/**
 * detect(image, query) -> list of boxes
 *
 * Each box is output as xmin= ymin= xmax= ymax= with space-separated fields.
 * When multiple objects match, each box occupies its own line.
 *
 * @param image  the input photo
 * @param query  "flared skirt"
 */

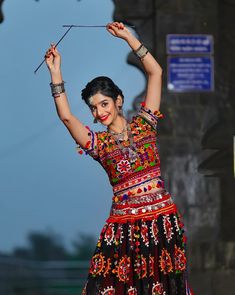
xmin=82 ymin=192 xmax=193 ymax=295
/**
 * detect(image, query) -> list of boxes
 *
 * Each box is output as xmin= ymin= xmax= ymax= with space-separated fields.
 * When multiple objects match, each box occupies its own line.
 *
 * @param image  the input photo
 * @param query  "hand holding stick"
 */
xmin=34 ymin=26 xmax=73 ymax=74
xmin=34 ymin=23 xmax=135 ymax=74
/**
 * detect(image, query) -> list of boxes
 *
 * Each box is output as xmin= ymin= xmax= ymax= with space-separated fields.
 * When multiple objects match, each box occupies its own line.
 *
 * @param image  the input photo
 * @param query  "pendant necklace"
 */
xmin=108 ymin=122 xmax=138 ymax=163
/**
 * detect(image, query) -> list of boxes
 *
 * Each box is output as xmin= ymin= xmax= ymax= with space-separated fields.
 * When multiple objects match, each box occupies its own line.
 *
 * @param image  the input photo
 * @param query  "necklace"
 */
xmin=108 ymin=122 xmax=138 ymax=163
xmin=108 ymin=124 xmax=127 ymax=141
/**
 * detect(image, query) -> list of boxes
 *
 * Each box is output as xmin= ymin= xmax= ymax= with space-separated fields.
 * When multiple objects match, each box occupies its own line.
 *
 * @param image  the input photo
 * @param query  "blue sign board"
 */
xmin=167 ymin=56 xmax=214 ymax=92
xmin=167 ymin=34 xmax=213 ymax=54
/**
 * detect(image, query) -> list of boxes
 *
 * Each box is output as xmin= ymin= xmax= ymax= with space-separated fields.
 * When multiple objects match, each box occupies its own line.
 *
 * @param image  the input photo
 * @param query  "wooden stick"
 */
xmin=63 ymin=24 xmax=135 ymax=28
xmin=34 ymin=26 xmax=73 ymax=74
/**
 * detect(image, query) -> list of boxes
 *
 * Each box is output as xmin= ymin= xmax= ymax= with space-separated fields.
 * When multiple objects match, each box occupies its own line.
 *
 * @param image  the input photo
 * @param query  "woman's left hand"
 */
xmin=106 ymin=22 xmax=131 ymax=41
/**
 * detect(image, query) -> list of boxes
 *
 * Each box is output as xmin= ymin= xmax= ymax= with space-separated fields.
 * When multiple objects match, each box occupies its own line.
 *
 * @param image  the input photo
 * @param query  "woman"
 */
xmin=45 ymin=22 xmax=193 ymax=295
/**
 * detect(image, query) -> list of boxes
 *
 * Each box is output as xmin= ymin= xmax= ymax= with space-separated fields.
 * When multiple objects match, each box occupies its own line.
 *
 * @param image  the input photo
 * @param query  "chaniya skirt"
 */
xmin=82 ymin=190 xmax=194 ymax=295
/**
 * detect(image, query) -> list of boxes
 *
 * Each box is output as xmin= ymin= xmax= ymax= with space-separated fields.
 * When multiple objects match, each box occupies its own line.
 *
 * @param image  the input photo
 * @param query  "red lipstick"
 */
xmin=99 ymin=114 xmax=109 ymax=121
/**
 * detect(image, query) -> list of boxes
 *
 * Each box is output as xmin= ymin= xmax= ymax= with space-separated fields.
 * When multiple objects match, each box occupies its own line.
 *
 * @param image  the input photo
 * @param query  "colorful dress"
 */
xmin=78 ymin=106 xmax=193 ymax=295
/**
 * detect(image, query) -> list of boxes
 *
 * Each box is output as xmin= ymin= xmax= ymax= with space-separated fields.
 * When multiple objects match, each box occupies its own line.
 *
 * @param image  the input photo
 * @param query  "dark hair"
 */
xmin=81 ymin=76 xmax=124 ymax=107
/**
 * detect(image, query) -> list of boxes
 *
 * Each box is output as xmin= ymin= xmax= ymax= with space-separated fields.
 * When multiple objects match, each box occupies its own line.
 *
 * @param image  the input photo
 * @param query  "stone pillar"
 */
xmin=0 ymin=0 xmax=4 ymax=23
xmin=113 ymin=0 xmax=235 ymax=294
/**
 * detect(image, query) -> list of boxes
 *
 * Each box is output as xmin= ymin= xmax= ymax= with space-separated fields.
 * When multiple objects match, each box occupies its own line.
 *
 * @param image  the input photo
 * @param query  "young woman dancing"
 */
xmin=45 ymin=21 xmax=193 ymax=295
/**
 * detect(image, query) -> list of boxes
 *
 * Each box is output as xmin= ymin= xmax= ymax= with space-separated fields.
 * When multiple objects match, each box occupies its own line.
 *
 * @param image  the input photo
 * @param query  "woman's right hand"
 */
xmin=45 ymin=44 xmax=61 ymax=75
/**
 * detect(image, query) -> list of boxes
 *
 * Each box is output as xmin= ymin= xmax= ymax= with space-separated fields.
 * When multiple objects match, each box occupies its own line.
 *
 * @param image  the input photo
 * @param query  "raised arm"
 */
xmin=45 ymin=45 xmax=95 ymax=149
xmin=107 ymin=22 xmax=162 ymax=112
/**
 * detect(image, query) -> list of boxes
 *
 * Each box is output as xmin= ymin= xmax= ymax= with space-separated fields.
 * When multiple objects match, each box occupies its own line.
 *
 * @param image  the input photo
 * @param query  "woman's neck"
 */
xmin=107 ymin=115 xmax=127 ymax=134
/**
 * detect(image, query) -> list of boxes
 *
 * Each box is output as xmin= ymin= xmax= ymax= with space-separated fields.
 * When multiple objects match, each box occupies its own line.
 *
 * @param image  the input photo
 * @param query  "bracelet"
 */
xmin=133 ymin=43 xmax=149 ymax=60
xmin=50 ymin=81 xmax=65 ymax=98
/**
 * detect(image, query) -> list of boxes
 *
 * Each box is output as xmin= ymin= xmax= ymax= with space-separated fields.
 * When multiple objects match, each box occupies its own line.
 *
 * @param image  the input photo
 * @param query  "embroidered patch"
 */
xmin=134 ymin=254 xmax=147 ymax=279
xmin=173 ymin=215 xmax=180 ymax=232
xmin=104 ymin=223 xmax=115 ymax=245
xmin=174 ymin=245 xmax=187 ymax=272
xmin=103 ymin=258 xmax=112 ymax=277
xmin=113 ymin=255 xmax=131 ymax=282
xmin=100 ymin=286 xmax=115 ymax=295
xmin=141 ymin=222 xmax=149 ymax=247
xmin=127 ymin=286 xmax=138 ymax=295
xmin=117 ymin=159 xmax=131 ymax=174
xmin=149 ymin=255 xmax=155 ymax=277
xmin=163 ymin=215 xmax=174 ymax=243
xmin=159 ymin=248 xmax=173 ymax=274
xmin=152 ymin=281 xmax=166 ymax=295
xmin=114 ymin=224 xmax=124 ymax=245
xmin=89 ymin=253 xmax=106 ymax=276
xmin=128 ymin=223 xmax=135 ymax=249
xmin=150 ymin=220 xmax=159 ymax=245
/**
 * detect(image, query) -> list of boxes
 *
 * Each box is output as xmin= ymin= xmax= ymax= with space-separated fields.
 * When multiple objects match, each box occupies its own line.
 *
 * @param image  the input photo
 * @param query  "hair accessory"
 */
xmin=133 ymin=43 xmax=149 ymax=60
xmin=50 ymin=81 xmax=65 ymax=98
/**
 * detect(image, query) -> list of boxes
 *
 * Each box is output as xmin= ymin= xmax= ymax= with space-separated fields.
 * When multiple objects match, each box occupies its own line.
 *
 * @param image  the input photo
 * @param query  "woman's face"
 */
xmin=89 ymin=93 xmax=122 ymax=126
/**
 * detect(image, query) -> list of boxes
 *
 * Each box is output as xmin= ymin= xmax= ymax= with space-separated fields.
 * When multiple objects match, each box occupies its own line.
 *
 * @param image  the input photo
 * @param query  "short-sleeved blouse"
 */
xmin=78 ymin=106 xmax=163 ymax=190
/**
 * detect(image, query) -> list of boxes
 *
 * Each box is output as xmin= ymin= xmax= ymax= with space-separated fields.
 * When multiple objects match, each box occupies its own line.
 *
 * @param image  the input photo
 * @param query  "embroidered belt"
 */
xmin=112 ymin=166 xmax=161 ymax=194
xmin=112 ymin=168 xmax=164 ymax=203
xmin=107 ymin=190 xmax=177 ymax=223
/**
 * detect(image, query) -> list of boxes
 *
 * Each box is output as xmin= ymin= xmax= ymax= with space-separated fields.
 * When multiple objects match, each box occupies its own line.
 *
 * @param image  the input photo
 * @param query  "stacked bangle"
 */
xmin=50 ymin=81 xmax=65 ymax=98
xmin=133 ymin=43 xmax=149 ymax=60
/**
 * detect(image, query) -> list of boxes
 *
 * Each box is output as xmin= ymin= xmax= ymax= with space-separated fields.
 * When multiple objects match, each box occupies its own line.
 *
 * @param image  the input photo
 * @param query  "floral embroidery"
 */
xmin=173 ymin=215 xmax=180 ymax=232
xmin=100 ymin=286 xmax=115 ymax=295
xmin=77 ymin=107 xmax=163 ymax=187
xmin=163 ymin=215 xmax=174 ymax=243
xmin=159 ymin=249 xmax=173 ymax=274
xmin=117 ymin=159 xmax=131 ymax=174
xmin=134 ymin=254 xmax=147 ymax=279
xmin=141 ymin=222 xmax=149 ymax=247
xmin=128 ymin=224 xmax=135 ymax=249
xmin=150 ymin=220 xmax=159 ymax=245
xmin=114 ymin=224 xmax=124 ymax=245
xmin=77 ymin=105 xmax=191 ymax=293
xmin=149 ymin=255 xmax=154 ymax=277
xmin=103 ymin=258 xmax=112 ymax=277
xmin=89 ymin=253 xmax=106 ymax=276
xmin=127 ymin=286 xmax=138 ymax=295
xmin=174 ymin=245 xmax=187 ymax=272
xmin=152 ymin=281 xmax=166 ymax=295
xmin=104 ymin=223 xmax=115 ymax=245
xmin=113 ymin=255 xmax=131 ymax=282
xmin=138 ymin=106 xmax=163 ymax=130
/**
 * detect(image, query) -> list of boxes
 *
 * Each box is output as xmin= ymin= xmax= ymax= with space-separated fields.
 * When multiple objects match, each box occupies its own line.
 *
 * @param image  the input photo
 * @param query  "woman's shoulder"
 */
xmin=131 ymin=106 xmax=163 ymax=130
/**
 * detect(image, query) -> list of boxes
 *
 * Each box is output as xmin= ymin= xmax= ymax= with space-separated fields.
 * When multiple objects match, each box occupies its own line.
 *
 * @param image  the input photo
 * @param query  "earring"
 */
xmin=93 ymin=117 xmax=98 ymax=124
xmin=118 ymin=106 xmax=124 ymax=116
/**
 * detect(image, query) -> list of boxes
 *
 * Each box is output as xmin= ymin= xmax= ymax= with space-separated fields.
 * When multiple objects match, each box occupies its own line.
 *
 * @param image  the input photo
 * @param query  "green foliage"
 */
xmin=12 ymin=230 xmax=96 ymax=261
xmin=71 ymin=233 xmax=96 ymax=260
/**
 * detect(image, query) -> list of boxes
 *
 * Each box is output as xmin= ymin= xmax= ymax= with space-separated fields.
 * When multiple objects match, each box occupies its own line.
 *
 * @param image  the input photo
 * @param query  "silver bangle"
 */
xmin=50 ymin=81 xmax=65 ymax=98
xmin=133 ymin=43 xmax=149 ymax=60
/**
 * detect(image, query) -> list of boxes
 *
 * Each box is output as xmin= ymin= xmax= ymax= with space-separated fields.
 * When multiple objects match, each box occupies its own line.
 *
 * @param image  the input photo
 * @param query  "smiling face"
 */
xmin=89 ymin=92 xmax=123 ymax=126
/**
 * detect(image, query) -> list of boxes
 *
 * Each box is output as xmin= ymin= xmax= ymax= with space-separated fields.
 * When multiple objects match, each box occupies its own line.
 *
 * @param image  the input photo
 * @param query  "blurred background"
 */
xmin=0 ymin=0 xmax=234 ymax=294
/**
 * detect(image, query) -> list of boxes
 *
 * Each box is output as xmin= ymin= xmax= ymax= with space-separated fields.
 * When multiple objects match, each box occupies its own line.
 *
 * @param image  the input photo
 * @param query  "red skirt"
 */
xmin=82 ymin=190 xmax=193 ymax=294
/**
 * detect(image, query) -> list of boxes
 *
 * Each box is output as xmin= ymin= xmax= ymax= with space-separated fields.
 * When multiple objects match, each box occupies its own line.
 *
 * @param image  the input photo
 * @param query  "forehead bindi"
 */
xmin=89 ymin=95 xmax=112 ymax=107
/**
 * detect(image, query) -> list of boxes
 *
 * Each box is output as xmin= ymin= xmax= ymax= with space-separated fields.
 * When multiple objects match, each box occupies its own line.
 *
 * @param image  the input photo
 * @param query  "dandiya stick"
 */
xmin=62 ymin=24 xmax=135 ymax=28
xmin=34 ymin=26 xmax=73 ymax=74
xmin=34 ymin=24 xmax=135 ymax=74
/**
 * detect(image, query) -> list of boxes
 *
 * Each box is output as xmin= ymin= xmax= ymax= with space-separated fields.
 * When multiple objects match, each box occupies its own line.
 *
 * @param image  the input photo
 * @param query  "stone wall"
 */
xmin=0 ymin=0 xmax=4 ymax=23
xmin=113 ymin=0 xmax=235 ymax=294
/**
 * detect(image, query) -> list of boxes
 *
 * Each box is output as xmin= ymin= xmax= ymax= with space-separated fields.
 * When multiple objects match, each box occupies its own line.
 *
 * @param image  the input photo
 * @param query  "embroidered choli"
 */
xmin=77 ymin=107 xmax=165 ymax=202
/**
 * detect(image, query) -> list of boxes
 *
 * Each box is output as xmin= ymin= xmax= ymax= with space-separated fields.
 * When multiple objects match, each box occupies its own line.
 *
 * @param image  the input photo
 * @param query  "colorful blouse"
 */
xmin=77 ymin=106 xmax=164 ymax=204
